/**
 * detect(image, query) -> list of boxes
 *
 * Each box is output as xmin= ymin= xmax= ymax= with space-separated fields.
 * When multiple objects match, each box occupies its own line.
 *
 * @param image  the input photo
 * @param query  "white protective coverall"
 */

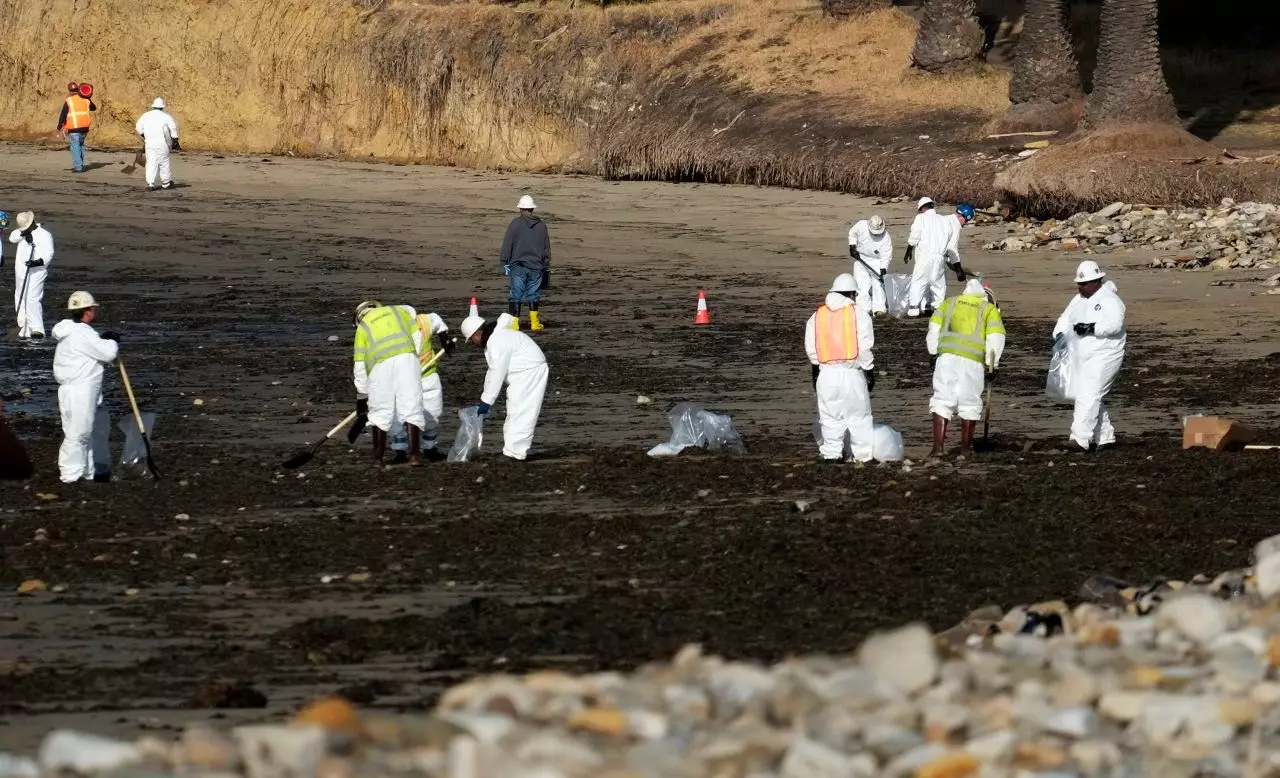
xmin=805 ymin=292 xmax=876 ymax=461
xmin=482 ymin=313 xmax=549 ymax=460
xmin=1053 ymin=281 xmax=1126 ymax=448
xmin=8 ymin=225 xmax=54 ymax=337
xmin=52 ymin=319 xmax=119 ymax=483
xmin=135 ymin=108 xmax=180 ymax=188
xmin=354 ymin=305 xmax=426 ymax=433
xmin=906 ymin=210 xmax=960 ymax=315
xmin=848 ymin=220 xmax=893 ymax=314
xmin=926 ymin=279 xmax=1006 ymax=421
xmin=391 ymin=312 xmax=449 ymax=452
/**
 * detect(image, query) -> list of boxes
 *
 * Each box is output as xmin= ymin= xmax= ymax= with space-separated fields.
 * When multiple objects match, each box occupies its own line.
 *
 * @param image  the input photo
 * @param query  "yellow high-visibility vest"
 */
xmin=353 ymin=306 xmax=416 ymax=372
xmin=931 ymin=294 xmax=1005 ymax=363
xmin=416 ymin=314 xmax=441 ymax=378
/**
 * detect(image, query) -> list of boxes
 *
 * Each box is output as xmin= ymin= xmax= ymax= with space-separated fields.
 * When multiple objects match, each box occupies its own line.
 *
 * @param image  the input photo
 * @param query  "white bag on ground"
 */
xmin=811 ymin=420 xmax=903 ymax=462
xmin=1045 ymin=336 xmax=1075 ymax=404
xmin=648 ymin=402 xmax=745 ymax=457
xmin=447 ymin=406 xmax=484 ymax=463
xmin=884 ymin=273 xmax=911 ymax=318
xmin=117 ymin=412 xmax=156 ymax=479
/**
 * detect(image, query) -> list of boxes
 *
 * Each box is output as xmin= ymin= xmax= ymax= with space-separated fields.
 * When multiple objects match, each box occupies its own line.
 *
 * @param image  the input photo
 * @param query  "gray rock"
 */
xmin=1095 ymin=202 xmax=1127 ymax=219
xmin=1158 ymin=594 xmax=1229 ymax=643
xmin=38 ymin=731 xmax=141 ymax=775
xmin=1044 ymin=707 xmax=1097 ymax=738
xmin=232 ymin=725 xmax=327 ymax=778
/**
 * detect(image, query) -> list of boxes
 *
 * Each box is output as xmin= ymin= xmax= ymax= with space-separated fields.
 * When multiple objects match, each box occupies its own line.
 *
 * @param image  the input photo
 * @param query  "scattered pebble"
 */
xmin=17 ymin=579 xmax=47 ymax=594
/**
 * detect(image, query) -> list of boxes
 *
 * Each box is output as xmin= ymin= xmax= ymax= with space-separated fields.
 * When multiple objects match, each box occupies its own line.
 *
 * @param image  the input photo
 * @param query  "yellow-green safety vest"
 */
xmin=353 ymin=306 xmax=417 ymax=372
xmin=931 ymin=294 xmax=1005 ymax=364
xmin=416 ymin=315 xmax=441 ymax=379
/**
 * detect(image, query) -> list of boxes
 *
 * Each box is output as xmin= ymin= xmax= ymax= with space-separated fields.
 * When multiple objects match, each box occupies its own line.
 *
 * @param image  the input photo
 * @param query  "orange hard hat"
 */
xmin=78 ymin=83 xmax=93 ymax=98
xmin=67 ymin=81 xmax=80 ymax=93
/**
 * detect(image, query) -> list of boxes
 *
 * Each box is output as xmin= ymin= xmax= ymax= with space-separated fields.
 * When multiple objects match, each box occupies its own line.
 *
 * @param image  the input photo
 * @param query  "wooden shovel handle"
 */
xmin=117 ymin=359 xmax=147 ymax=434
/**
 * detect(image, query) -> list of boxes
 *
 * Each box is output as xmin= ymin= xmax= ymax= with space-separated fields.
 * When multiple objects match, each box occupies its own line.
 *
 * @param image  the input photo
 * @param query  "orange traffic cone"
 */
xmin=468 ymin=297 xmax=479 ymax=318
xmin=693 ymin=289 xmax=711 ymax=325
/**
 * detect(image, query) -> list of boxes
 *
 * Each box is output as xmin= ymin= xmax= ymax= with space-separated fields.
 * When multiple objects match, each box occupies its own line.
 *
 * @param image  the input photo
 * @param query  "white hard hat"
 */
xmin=917 ymin=196 xmax=935 ymax=210
xmin=963 ymin=278 xmax=986 ymax=296
xmin=1074 ymin=260 xmax=1106 ymax=283
xmin=830 ymin=273 xmax=858 ymax=293
xmin=353 ymin=300 xmax=382 ymax=324
xmin=868 ymin=215 xmax=886 ymax=235
xmin=460 ymin=315 xmax=486 ymax=340
xmin=15 ymin=211 xmax=34 ymax=231
xmin=152 ymin=97 xmax=166 ymax=109
xmin=67 ymin=291 xmax=98 ymax=311
xmin=517 ymin=195 xmax=536 ymax=211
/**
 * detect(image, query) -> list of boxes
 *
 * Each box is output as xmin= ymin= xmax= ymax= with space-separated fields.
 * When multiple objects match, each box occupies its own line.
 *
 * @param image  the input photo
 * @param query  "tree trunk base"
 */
xmin=987 ymin=98 xmax=1084 ymax=135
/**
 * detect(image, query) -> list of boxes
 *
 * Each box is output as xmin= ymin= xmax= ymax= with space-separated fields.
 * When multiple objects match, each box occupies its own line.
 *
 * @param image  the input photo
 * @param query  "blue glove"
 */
xmin=476 ymin=402 xmax=491 ymax=416
xmin=503 ymin=265 xmax=511 ymax=276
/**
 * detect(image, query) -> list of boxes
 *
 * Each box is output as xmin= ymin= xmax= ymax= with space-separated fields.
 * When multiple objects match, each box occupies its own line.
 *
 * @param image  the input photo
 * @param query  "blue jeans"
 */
xmin=68 ymin=132 xmax=86 ymax=172
xmin=508 ymin=264 xmax=543 ymax=305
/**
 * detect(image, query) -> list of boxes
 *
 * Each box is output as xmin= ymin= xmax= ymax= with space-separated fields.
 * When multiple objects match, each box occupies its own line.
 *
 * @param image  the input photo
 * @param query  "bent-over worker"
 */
xmin=52 ymin=292 xmax=119 ymax=484
xmin=459 ymin=312 xmax=549 ymax=460
xmin=135 ymin=97 xmax=181 ymax=191
xmin=390 ymin=311 xmax=453 ymax=459
xmin=805 ymin=273 xmax=876 ymax=463
xmin=353 ymin=301 xmax=427 ymax=467
xmin=848 ymin=214 xmax=892 ymax=314
xmin=8 ymin=211 xmax=55 ymax=339
xmin=926 ymin=278 xmax=1005 ymax=456
xmin=1053 ymin=261 xmax=1126 ymax=450
xmin=905 ymin=199 xmax=974 ymax=317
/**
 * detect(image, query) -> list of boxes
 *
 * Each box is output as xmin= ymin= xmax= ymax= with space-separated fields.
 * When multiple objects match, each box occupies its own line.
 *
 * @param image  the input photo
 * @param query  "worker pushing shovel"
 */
xmin=848 ymin=214 xmax=892 ymax=315
xmin=924 ymin=277 xmax=1005 ymax=457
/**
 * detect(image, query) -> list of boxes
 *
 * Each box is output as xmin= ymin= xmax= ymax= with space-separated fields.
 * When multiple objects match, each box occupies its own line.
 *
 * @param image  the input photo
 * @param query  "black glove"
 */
xmin=955 ymin=265 xmax=967 ymax=282
xmin=849 ymin=246 xmax=858 ymax=259
xmin=879 ymin=268 xmax=887 ymax=280
xmin=863 ymin=369 xmax=876 ymax=392
xmin=441 ymin=336 xmax=456 ymax=356
xmin=171 ymin=139 xmax=182 ymax=151
xmin=356 ymin=398 xmax=369 ymax=416
xmin=930 ymin=354 xmax=938 ymax=370
xmin=541 ymin=269 xmax=551 ymax=289
xmin=101 ymin=331 xmax=120 ymax=342
xmin=811 ymin=364 xmax=820 ymax=389
xmin=25 ymin=258 xmax=43 ymax=268
xmin=1074 ymin=322 xmax=1096 ymax=336
xmin=903 ymin=246 xmax=915 ymax=265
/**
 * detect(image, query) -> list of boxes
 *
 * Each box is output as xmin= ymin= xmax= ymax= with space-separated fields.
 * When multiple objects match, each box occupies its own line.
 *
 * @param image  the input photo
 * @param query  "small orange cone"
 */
xmin=693 ymin=289 xmax=711 ymax=325
xmin=468 ymin=297 xmax=479 ymax=318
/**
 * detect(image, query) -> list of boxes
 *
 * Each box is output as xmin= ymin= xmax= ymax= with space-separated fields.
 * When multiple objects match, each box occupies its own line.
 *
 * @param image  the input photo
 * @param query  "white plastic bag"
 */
xmin=811 ymin=420 xmax=903 ymax=462
xmin=884 ymin=273 xmax=911 ymax=318
xmin=447 ymin=406 xmax=484 ymax=463
xmin=1045 ymin=336 xmax=1075 ymax=404
xmin=117 ymin=412 xmax=156 ymax=479
xmin=647 ymin=402 xmax=745 ymax=457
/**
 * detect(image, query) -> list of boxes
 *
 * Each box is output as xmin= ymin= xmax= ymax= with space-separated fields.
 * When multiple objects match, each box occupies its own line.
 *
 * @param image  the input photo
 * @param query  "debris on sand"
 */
xmin=23 ymin=533 xmax=1280 ymax=776
xmin=987 ymin=198 xmax=1280 ymax=277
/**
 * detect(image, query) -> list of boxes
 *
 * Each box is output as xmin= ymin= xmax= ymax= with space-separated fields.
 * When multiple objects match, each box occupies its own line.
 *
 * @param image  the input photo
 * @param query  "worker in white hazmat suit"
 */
xmin=904 ymin=200 xmax=974 ymax=317
xmin=848 ymin=214 xmax=892 ymax=315
xmin=390 ymin=311 xmax=454 ymax=459
xmin=135 ymin=97 xmax=181 ymax=191
xmin=1053 ymin=261 xmax=1126 ymax=450
xmin=926 ymin=278 xmax=1005 ymax=456
xmin=52 ymin=292 xmax=120 ymax=484
xmin=8 ymin=211 xmax=55 ymax=339
xmin=352 ymin=301 xmax=427 ymax=467
xmin=459 ymin=312 xmax=549 ymax=461
xmin=805 ymin=273 xmax=876 ymax=463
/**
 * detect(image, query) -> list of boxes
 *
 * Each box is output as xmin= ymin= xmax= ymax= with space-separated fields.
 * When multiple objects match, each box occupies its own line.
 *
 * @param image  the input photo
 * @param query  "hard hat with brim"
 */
xmin=829 ymin=273 xmax=858 ymax=293
xmin=868 ymin=215 xmax=886 ymax=235
xmin=917 ymin=196 xmax=935 ymax=210
xmin=152 ymin=97 xmax=166 ymax=109
xmin=460 ymin=315 xmax=486 ymax=340
xmin=16 ymin=211 xmax=34 ymax=231
xmin=67 ymin=291 xmax=98 ymax=311
xmin=1074 ymin=261 xmax=1106 ymax=283
xmin=517 ymin=195 xmax=536 ymax=211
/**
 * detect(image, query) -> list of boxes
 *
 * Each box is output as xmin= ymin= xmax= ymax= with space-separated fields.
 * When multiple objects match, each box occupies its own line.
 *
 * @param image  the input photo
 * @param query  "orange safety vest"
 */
xmin=814 ymin=305 xmax=859 ymax=363
xmin=64 ymin=95 xmax=93 ymax=131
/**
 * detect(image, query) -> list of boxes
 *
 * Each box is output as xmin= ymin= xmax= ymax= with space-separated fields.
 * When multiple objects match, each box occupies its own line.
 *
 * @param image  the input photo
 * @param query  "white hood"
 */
xmin=52 ymin=319 xmax=77 ymax=342
xmin=495 ymin=313 xmax=515 ymax=330
xmin=824 ymin=292 xmax=854 ymax=310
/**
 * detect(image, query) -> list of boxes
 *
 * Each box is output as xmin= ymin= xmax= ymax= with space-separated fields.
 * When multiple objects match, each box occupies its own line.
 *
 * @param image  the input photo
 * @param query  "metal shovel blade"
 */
xmin=122 ymin=150 xmax=145 ymax=175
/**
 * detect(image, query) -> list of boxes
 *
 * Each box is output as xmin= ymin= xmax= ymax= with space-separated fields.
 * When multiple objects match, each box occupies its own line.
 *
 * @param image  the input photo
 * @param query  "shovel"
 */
xmin=982 ymin=370 xmax=995 ymax=445
xmin=283 ymin=411 xmax=359 ymax=469
xmin=346 ymin=348 xmax=444 ymax=444
xmin=7 ymin=262 xmax=31 ymax=340
xmin=122 ymin=149 xmax=145 ymax=175
xmin=118 ymin=358 xmax=161 ymax=479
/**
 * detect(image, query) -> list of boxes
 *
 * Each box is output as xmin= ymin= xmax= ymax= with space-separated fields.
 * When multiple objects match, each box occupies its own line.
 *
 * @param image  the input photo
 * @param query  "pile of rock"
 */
xmin=13 ymin=533 xmax=1280 ymax=778
xmin=986 ymin=198 xmax=1280 ymax=272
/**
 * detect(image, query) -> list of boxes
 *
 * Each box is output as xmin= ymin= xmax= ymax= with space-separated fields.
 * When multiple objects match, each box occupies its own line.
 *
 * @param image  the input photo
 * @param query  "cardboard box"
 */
xmin=1182 ymin=416 xmax=1255 ymax=452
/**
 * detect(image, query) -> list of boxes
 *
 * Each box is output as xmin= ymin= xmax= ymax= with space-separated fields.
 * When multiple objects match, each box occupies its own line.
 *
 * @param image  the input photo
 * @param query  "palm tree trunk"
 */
xmin=1084 ymin=0 xmax=1176 ymax=126
xmin=1010 ymin=0 xmax=1081 ymax=107
xmin=911 ymin=0 xmax=986 ymax=74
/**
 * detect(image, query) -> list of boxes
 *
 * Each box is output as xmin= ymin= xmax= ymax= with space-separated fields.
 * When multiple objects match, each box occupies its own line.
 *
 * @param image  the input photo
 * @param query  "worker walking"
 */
xmin=52 ymin=292 xmax=119 ymax=484
xmin=904 ymin=199 xmax=974 ymax=317
xmin=1053 ymin=261 xmax=1126 ymax=450
xmin=57 ymin=82 xmax=97 ymax=174
xmin=459 ymin=312 xmax=549 ymax=460
xmin=8 ymin=212 xmax=55 ymax=339
xmin=135 ymin=97 xmax=181 ymax=191
xmin=353 ymin=301 xmax=427 ymax=468
xmin=390 ymin=311 xmax=453 ymax=460
xmin=848 ymin=214 xmax=892 ymax=314
xmin=805 ymin=273 xmax=876 ymax=463
xmin=499 ymin=195 xmax=551 ymax=331
xmin=926 ymin=278 xmax=1005 ymax=456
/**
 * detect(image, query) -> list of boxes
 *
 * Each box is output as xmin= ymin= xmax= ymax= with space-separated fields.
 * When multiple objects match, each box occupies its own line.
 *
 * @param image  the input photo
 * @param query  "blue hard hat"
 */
xmin=956 ymin=203 xmax=976 ymax=221
xmin=0 ymin=211 xmax=8 ymax=228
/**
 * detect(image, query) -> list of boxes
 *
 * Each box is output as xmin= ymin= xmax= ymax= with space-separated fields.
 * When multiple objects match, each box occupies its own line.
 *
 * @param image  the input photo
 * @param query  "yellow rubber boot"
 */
xmin=510 ymin=316 xmax=521 ymax=331
xmin=529 ymin=311 xmax=544 ymax=331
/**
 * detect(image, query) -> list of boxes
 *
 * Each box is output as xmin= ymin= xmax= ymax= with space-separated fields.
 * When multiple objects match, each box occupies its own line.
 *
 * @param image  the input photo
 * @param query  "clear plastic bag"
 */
xmin=116 ymin=412 xmax=156 ymax=479
xmin=1045 ymin=336 xmax=1075 ymax=404
xmin=647 ymin=403 xmax=745 ymax=457
xmin=447 ymin=406 xmax=484 ymax=463
xmin=872 ymin=423 xmax=904 ymax=462
xmin=884 ymin=273 xmax=912 ymax=318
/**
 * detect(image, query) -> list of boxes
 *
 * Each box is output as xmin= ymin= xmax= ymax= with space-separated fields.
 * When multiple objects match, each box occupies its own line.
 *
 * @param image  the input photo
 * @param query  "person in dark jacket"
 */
xmin=57 ymin=82 xmax=97 ymax=174
xmin=499 ymin=195 xmax=551 ymax=331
